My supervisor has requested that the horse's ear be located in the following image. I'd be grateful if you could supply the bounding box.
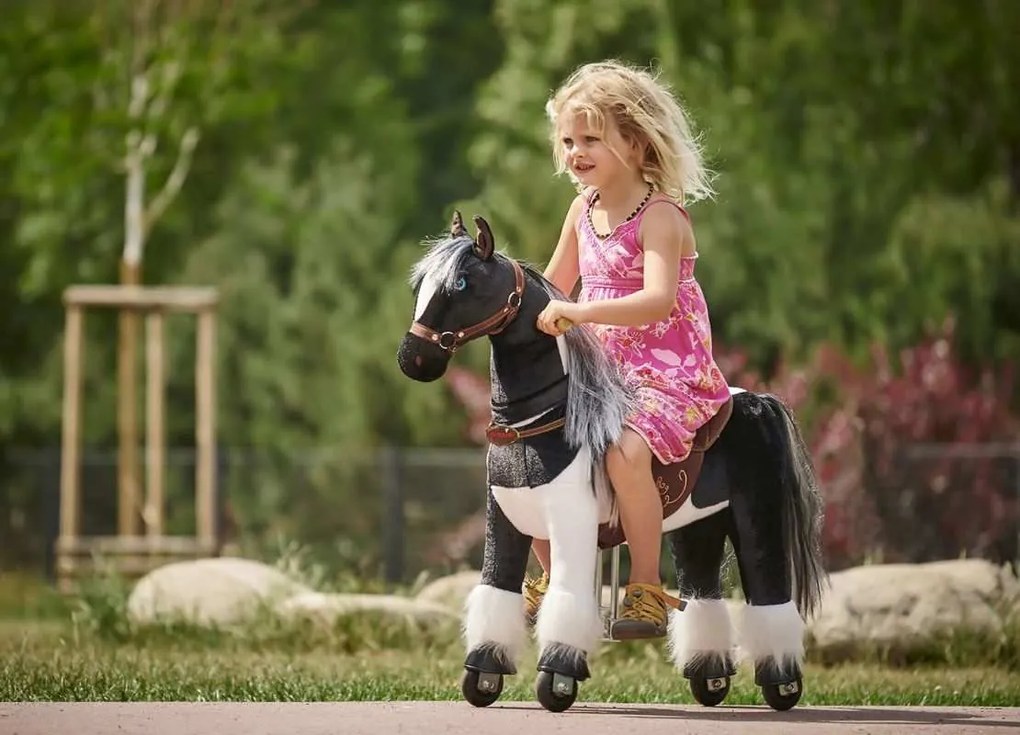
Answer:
[473,215,494,260]
[450,210,468,238]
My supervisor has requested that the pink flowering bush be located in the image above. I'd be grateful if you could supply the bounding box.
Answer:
[719,320,1018,569]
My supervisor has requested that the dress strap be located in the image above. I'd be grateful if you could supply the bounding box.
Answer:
[575,187,598,239]
[641,195,690,223]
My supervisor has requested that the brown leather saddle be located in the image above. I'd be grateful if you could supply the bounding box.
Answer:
[597,396,733,549]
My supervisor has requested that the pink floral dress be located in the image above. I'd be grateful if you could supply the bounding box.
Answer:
[578,193,730,464]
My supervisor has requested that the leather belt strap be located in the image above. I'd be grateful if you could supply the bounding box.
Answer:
[486,416,566,446]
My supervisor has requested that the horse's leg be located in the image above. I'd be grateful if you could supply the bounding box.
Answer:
[534,451,602,682]
[665,510,736,691]
[728,476,803,684]
[728,504,806,704]
[464,485,532,679]
[722,393,815,704]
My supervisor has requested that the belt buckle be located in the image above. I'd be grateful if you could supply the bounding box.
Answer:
[486,424,521,446]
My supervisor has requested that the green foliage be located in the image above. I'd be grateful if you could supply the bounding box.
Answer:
[71,568,134,641]
[0,573,70,621]
[879,181,1020,362]
[2,0,1018,573]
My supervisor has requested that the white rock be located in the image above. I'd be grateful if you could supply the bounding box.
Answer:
[127,557,310,626]
[415,570,481,610]
[807,559,1019,655]
[276,592,457,627]
[921,559,1020,605]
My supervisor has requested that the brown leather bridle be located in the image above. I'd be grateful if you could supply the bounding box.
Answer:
[409,259,526,353]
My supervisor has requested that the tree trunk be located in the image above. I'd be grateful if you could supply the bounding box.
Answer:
[118,259,141,536]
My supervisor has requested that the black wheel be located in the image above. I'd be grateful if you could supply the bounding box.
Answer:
[761,677,803,711]
[689,675,730,707]
[535,670,577,713]
[461,669,503,707]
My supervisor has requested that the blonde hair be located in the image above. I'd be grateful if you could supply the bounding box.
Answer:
[545,60,714,203]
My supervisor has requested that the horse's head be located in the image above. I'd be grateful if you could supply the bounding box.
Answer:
[398,211,526,382]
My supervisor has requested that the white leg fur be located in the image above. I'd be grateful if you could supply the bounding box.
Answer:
[463,584,527,665]
[738,601,805,670]
[536,586,603,657]
[535,448,602,657]
[667,598,736,671]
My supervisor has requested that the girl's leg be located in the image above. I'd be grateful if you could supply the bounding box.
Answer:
[532,539,551,572]
[606,428,662,583]
[524,539,552,625]
[606,428,680,639]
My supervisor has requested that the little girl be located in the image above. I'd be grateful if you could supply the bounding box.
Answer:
[529,60,731,639]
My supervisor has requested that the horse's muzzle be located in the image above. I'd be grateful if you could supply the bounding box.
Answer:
[397,332,450,382]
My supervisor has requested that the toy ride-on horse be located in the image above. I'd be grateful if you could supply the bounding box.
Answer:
[397,212,826,713]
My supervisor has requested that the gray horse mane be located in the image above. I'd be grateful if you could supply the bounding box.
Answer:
[409,234,630,461]
[408,235,476,292]
[522,266,632,459]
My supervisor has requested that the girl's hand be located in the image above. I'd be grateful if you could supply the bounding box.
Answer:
[537,300,582,336]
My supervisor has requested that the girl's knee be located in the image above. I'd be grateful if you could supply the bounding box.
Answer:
[606,430,651,478]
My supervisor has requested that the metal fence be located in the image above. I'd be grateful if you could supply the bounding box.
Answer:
[901,442,1020,565]
[2,442,1017,582]
[1,445,488,583]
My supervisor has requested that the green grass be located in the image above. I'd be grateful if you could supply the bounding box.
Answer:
[2,621,1019,705]
[2,571,1018,706]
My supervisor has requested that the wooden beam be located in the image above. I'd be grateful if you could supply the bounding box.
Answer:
[59,306,84,545]
[56,534,216,555]
[145,311,166,537]
[195,308,217,548]
[64,285,218,311]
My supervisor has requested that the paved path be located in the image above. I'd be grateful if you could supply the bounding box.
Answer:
[2,703,1018,734]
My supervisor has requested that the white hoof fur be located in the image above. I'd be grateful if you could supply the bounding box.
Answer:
[667,597,736,671]
[738,601,805,670]
[536,585,602,657]
[463,584,527,664]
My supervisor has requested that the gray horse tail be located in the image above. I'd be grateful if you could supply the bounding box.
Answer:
[760,393,828,618]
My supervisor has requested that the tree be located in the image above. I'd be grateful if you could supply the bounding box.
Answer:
[94,0,286,535]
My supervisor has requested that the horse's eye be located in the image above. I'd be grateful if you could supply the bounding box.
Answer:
[454,275,467,291]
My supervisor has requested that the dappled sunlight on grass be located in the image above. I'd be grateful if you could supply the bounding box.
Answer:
[2,620,1019,705]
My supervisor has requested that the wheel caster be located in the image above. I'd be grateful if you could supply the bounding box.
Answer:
[535,670,577,712]
[689,675,730,707]
[461,669,503,707]
[761,677,803,711]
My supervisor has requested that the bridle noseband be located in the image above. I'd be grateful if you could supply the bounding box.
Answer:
[410,260,526,353]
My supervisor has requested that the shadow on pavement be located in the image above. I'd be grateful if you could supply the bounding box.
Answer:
[498,704,1014,728]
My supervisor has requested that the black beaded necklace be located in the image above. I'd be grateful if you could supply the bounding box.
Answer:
[587,184,655,238]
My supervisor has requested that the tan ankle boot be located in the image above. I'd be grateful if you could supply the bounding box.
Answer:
[610,583,683,640]
[522,572,549,626]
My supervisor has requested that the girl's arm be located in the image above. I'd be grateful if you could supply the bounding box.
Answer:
[542,194,585,296]
[574,203,691,326]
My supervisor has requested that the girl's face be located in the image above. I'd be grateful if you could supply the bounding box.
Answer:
[558,112,639,190]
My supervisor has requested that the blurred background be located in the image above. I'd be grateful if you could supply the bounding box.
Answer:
[1,0,1018,589]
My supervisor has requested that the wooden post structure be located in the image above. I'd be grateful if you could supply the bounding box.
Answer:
[144,310,165,537]
[195,308,216,549]
[57,285,218,591]
[58,305,84,559]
